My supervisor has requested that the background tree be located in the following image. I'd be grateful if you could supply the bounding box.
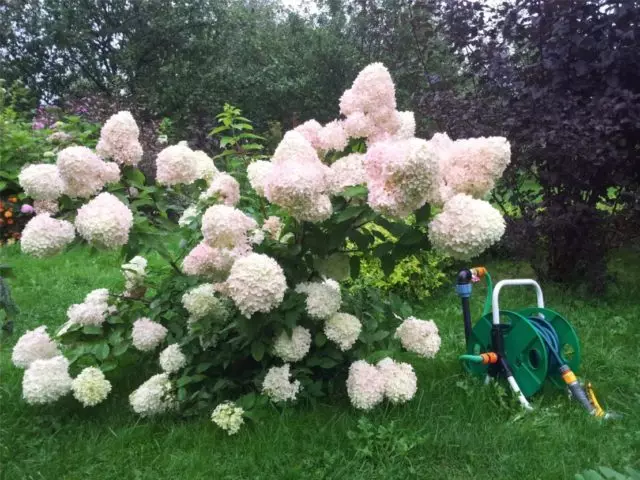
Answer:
[421,0,640,291]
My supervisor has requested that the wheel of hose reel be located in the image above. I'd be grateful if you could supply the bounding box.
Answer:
[464,310,548,398]
[517,307,581,389]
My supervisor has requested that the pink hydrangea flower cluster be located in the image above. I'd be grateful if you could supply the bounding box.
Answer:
[201,205,257,249]
[96,111,143,166]
[365,137,440,217]
[329,153,366,193]
[56,146,120,198]
[261,215,283,240]
[260,132,334,221]
[339,63,402,141]
[182,242,250,281]
[75,192,133,248]
[428,133,511,205]
[202,172,240,206]
[20,214,75,257]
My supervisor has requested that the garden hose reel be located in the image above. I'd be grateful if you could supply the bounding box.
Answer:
[455,267,609,417]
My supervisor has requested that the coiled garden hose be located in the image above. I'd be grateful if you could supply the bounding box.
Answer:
[528,315,595,414]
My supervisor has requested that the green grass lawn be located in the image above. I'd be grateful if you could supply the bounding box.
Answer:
[1,244,639,480]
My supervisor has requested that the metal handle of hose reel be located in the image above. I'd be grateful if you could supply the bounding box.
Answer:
[492,279,545,325]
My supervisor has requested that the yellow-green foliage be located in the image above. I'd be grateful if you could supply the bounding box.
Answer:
[348,222,451,299]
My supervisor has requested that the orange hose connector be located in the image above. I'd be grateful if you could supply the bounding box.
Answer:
[471,266,488,278]
[480,352,499,364]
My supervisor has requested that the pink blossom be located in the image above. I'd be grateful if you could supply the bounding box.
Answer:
[21,204,35,214]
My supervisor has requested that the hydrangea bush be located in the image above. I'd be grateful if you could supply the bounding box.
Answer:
[11,64,510,433]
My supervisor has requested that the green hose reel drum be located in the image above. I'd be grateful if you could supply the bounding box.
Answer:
[465,304,581,398]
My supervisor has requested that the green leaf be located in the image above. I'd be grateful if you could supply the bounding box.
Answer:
[236,392,257,410]
[82,325,103,335]
[415,203,432,226]
[315,332,327,347]
[381,255,396,276]
[334,205,366,223]
[124,168,146,185]
[341,185,367,199]
[196,362,213,373]
[251,341,265,361]
[398,229,424,246]
[100,361,118,372]
[111,341,130,357]
[374,243,394,257]
[178,387,187,402]
[93,343,110,360]
[350,256,361,279]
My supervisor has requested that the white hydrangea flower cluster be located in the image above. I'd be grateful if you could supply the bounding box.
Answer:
[18,164,65,201]
[376,357,417,404]
[201,205,257,249]
[273,326,312,362]
[122,256,147,295]
[428,194,505,259]
[247,160,272,196]
[56,146,120,198]
[22,356,72,405]
[182,284,219,320]
[224,253,287,317]
[20,214,75,257]
[155,143,199,186]
[129,373,175,417]
[12,326,61,369]
[323,313,362,351]
[393,111,416,140]
[72,367,112,407]
[75,192,133,248]
[262,364,301,403]
[192,150,218,183]
[132,317,168,352]
[66,288,111,327]
[346,360,386,410]
[33,199,59,215]
[329,153,366,193]
[295,279,342,320]
[96,111,143,166]
[211,401,245,435]
[178,204,199,227]
[159,344,187,374]
[394,317,441,358]
[202,172,240,206]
